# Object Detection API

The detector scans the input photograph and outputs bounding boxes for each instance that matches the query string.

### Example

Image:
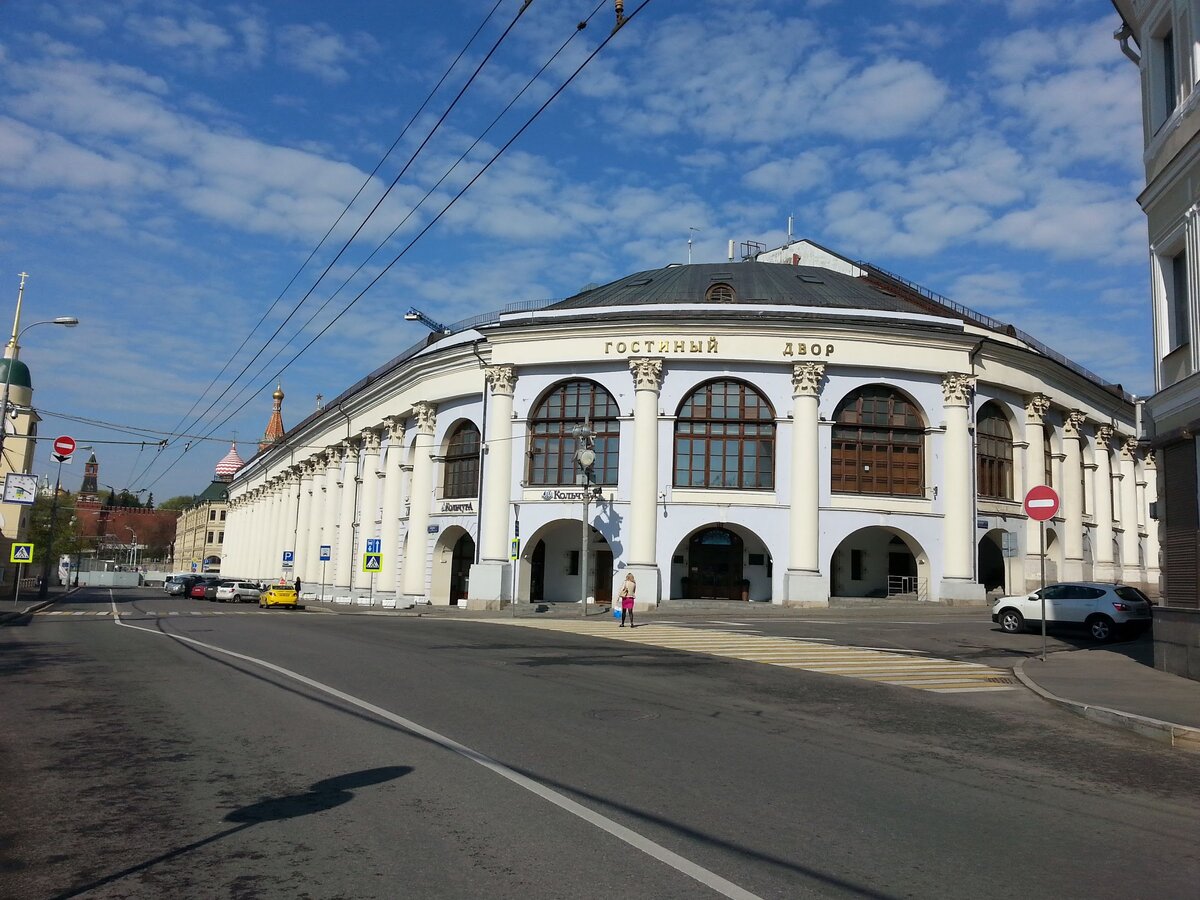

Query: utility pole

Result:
[572,419,595,618]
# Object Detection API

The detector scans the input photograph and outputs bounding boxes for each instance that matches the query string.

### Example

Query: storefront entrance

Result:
[683,527,745,600]
[449,533,474,606]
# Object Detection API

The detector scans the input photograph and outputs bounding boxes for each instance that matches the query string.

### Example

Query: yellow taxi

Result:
[260,582,300,609]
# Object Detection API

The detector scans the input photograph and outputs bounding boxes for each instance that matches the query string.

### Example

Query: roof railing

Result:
[857,261,1128,399]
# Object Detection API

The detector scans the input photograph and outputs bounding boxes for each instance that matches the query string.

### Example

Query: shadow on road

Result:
[49,766,412,900]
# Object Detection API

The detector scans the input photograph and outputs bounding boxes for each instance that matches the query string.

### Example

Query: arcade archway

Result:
[829,527,929,600]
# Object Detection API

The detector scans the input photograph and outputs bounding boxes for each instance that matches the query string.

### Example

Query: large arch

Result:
[526,379,620,486]
[515,517,614,605]
[430,525,475,606]
[829,526,930,600]
[672,379,776,490]
[976,401,1016,500]
[669,523,772,602]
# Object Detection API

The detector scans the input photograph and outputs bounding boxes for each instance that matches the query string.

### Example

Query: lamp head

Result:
[53,317,79,327]
[404,310,420,322]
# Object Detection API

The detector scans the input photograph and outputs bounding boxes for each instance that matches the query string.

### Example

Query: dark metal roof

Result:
[547,262,953,317]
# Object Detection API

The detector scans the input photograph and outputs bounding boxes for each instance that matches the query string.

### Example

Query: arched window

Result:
[528,380,619,486]
[977,402,1014,500]
[1043,426,1054,487]
[674,380,775,489]
[832,386,924,496]
[443,421,481,499]
[705,282,735,303]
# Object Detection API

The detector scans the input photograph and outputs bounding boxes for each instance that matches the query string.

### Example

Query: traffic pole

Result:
[1040,520,1047,662]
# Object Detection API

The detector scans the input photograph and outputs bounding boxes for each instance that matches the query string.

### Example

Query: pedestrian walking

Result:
[294,576,302,595]
[618,573,636,627]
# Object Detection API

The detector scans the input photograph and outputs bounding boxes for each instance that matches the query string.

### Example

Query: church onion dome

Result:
[0,358,32,389]
[214,443,245,479]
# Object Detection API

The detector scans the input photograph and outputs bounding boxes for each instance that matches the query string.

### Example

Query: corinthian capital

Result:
[360,428,382,454]
[1120,436,1139,460]
[791,362,826,397]
[484,365,517,395]
[941,373,975,407]
[1094,424,1113,450]
[383,415,406,445]
[1063,410,1086,440]
[1025,393,1051,424]
[414,401,437,435]
[629,357,664,392]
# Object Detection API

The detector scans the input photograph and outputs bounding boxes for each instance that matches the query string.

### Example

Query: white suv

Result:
[214,581,262,604]
[992,582,1152,642]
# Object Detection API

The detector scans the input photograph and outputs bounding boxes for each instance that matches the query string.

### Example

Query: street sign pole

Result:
[12,563,19,606]
[321,561,327,603]
[1040,520,1047,662]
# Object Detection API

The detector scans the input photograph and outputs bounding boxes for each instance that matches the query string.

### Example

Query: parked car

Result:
[165,575,198,596]
[215,580,262,604]
[992,582,1152,641]
[188,576,222,600]
[188,578,209,600]
[260,583,300,609]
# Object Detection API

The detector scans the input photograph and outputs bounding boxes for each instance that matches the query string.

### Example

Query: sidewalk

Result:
[1016,644,1200,753]
[0,585,76,624]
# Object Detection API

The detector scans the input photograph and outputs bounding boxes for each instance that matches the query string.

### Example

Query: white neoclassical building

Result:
[222,240,1158,610]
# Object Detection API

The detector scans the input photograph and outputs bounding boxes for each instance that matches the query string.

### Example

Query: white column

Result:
[359,427,382,543]
[940,373,985,601]
[1061,411,1085,581]
[625,358,664,607]
[404,402,437,601]
[294,461,315,588]
[303,455,326,585]
[1092,426,1116,580]
[221,500,238,575]
[245,491,262,577]
[319,447,343,591]
[470,367,516,608]
[335,438,361,590]
[786,362,826,605]
[1119,437,1141,580]
[1023,394,1050,591]
[379,417,406,594]
[263,483,281,577]
[282,467,300,571]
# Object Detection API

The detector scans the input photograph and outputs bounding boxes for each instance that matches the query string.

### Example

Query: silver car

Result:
[214,580,262,604]
[992,582,1152,641]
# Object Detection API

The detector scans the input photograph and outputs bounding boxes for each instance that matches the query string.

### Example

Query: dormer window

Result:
[706,282,735,303]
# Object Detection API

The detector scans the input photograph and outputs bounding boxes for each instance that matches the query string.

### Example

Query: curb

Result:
[1014,657,1200,754]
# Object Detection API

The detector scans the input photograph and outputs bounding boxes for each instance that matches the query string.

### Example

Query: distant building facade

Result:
[1112,0,1200,678]
[171,443,245,574]
[222,241,1155,611]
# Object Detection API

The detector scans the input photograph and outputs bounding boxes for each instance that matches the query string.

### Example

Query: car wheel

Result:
[233,595,241,603]
[998,608,1025,634]
[1087,615,1116,642]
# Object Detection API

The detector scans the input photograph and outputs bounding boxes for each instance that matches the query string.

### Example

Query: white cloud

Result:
[743,152,831,193]
[276,23,376,83]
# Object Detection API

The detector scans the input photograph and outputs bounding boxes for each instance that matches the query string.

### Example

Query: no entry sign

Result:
[51,435,76,462]
[1024,484,1059,521]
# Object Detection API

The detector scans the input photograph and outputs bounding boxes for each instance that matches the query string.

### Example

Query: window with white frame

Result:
[1169,247,1191,351]
[1151,17,1181,131]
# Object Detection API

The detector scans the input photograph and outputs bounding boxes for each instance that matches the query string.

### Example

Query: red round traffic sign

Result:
[53,435,76,456]
[1024,484,1059,521]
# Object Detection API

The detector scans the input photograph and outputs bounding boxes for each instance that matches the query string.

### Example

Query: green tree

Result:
[28,492,85,574]
[158,495,194,511]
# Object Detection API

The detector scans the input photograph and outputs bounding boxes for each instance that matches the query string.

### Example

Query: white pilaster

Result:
[335,438,361,590]
[304,452,328,586]
[471,367,516,608]
[1144,452,1162,593]
[940,373,985,602]
[786,361,827,606]
[1119,437,1141,580]
[294,461,315,589]
[1092,426,1116,581]
[1023,394,1050,590]
[1061,411,1085,581]
[625,358,664,607]
[404,402,437,602]
[379,417,406,595]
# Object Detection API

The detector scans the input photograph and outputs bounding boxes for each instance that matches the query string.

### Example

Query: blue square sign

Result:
[366,538,381,554]
[282,550,295,564]
[319,545,332,561]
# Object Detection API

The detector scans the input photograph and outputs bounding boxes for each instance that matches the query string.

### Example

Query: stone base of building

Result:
[1091,561,1119,584]
[623,563,661,607]
[1061,557,1085,582]
[1152,607,1200,681]
[784,569,829,607]
[468,560,512,609]
[938,577,987,605]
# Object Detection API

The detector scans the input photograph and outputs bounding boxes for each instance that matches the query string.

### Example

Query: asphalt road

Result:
[2,587,1197,899]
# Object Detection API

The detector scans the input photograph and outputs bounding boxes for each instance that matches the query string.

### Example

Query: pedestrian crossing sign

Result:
[10,542,34,563]
[362,553,382,573]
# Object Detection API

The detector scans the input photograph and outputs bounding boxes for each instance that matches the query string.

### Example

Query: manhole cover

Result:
[587,708,658,722]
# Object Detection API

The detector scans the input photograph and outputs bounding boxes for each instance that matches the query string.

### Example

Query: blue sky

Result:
[0,0,1146,502]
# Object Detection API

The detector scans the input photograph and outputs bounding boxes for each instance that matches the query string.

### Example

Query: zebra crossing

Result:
[480,619,1016,694]
[33,610,279,617]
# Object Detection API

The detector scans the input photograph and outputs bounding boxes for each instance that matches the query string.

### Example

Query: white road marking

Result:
[107,598,761,900]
